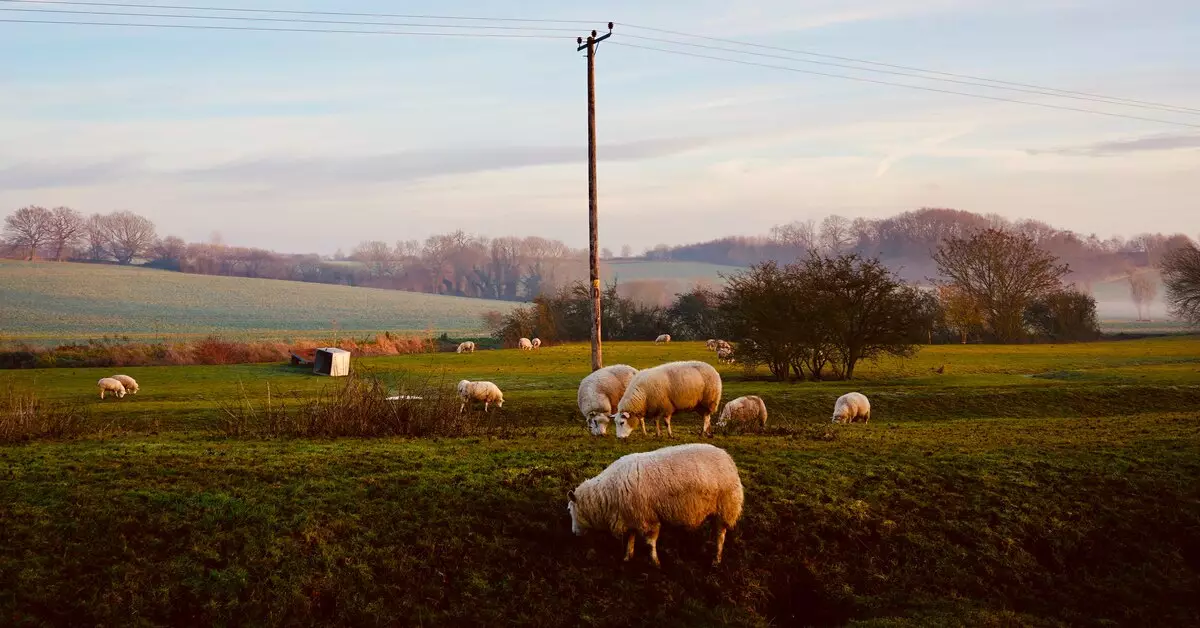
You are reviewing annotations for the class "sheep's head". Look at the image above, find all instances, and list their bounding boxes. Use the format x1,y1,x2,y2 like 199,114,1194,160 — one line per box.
612,411,637,439
586,412,610,436
831,410,846,424
567,488,587,535
495,397,504,408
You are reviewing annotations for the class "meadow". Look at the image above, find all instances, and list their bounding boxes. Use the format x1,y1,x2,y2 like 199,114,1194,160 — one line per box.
0,260,518,344
2,338,1200,626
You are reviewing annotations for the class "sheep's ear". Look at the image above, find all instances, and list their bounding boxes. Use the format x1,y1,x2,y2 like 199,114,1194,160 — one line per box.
621,412,630,419
567,489,576,502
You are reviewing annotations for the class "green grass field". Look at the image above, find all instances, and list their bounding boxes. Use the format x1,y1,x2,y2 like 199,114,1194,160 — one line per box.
0,260,519,344
2,338,1200,626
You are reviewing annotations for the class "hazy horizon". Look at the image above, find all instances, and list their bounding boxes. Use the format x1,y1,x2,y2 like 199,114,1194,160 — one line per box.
2,0,1198,255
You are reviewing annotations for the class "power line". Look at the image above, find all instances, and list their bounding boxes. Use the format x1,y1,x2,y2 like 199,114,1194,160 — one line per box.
0,18,568,38
0,6,583,31
610,42,1200,129
0,0,595,24
619,33,1200,117
617,22,1200,116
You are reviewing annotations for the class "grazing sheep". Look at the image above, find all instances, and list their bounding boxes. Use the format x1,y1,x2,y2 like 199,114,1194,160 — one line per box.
832,392,871,424
96,377,126,400
716,395,767,430
568,443,744,567
531,338,542,349
705,339,718,351
456,341,476,354
655,334,671,344
716,347,736,364
519,338,534,351
715,340,732,352
110,374,139,394
457,379,504,413
613,360,722,438
578,364,639,436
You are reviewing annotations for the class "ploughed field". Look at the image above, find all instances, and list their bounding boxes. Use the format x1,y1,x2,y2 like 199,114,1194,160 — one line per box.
3,338,1200,626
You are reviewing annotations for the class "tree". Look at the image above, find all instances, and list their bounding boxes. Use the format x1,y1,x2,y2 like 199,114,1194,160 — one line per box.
1128,272,1158,321
3,205,52,260
47,206,85,261
83,213,109,261
1161,244,1200,326
937,284,984,343
718,262,805,381
151,236,187,269
770,219,817,251
934,229,1070,343
667,286,721,341
819,215,853,254
797,254,926,379
1024,289,1101,341
601,247,613,259
100,211,157,264
353,240,399,277
620,244,633,258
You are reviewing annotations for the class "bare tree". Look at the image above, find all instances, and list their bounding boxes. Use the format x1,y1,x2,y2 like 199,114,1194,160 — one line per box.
934,229,1070,343
152,236,187,267
601,247,613,259
1161,243,1200,326
3,205,52,260
46,206,85,261
83,213,109,261
101,211,157,265
620,244,632,258
1128,272,1158,321
819,215,853,254
937,284,984,343
770,219,817,250
353,240,398,277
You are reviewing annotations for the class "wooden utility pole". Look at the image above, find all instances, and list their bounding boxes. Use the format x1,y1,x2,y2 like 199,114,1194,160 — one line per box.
577,23,612,372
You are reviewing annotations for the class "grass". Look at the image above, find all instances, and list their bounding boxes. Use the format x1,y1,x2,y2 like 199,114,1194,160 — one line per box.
2,338,1200,625
0,260,518,343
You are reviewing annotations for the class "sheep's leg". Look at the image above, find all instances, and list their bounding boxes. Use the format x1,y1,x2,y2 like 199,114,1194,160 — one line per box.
701,413,712,437
623,532,636,562
99,389,105,400
460,401,466,414
645,524,662,568
484,401,490,412
640,418,648,436
713,525,728,566
665,414,673,438
863,411,870,423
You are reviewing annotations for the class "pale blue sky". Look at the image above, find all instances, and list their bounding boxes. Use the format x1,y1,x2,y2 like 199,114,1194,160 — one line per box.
1,0,1197,253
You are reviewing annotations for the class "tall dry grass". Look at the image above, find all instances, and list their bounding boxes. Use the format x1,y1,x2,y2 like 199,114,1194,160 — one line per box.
0,380,91,442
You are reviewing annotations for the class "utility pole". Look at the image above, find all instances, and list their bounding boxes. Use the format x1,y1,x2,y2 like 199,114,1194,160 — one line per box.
577,23,612,372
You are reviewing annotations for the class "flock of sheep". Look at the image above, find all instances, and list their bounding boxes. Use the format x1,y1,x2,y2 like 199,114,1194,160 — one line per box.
454,340,873,567
95,374,139,399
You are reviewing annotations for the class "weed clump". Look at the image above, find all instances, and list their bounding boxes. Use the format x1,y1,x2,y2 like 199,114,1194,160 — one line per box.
0,380,90,442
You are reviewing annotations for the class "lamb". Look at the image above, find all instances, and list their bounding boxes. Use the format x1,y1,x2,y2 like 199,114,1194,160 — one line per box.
717,347,736,364
518,338,534,351
531,338,542,349
612,360,722,438
716,395,767,430
96,377,126,399
456,341,476,354
457,379,504,413
567,443,744,567
578,364,639,436
654,334,671,344
110,374,139,394
832,392,871,424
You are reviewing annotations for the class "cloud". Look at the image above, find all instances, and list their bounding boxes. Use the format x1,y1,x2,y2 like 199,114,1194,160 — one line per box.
0,157,145,189
1029,134,1200,157
874,129,972,178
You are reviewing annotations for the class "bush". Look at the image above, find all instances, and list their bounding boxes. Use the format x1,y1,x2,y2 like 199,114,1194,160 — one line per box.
0,380,90,442
1024,289,1102,342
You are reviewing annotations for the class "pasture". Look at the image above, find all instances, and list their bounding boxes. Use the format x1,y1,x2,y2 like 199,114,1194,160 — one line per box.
0,260,518,344
2,338,1200,626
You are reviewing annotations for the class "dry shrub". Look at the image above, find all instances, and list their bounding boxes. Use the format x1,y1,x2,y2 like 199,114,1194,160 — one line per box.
0,380,90,442
216,374,520,439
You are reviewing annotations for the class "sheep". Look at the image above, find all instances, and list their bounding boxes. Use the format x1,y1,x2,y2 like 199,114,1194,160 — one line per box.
655,334,671,344
456,341,476,354
716,347,736,364
110,374,139,394
715,340,732,352
96,377,126,400
705,339,718,351
531,338,542,349
518,337,534,351
578,364,639,436
716,395,767,430
567,443,743,567
612,360,722,438
832,392,871,424
457,379,504,413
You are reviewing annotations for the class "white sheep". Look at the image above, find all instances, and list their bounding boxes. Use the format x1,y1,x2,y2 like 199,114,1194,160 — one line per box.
531,338,542,349
110,374,139,394
568,443,743,567
705,339,718,351
96,377,126,399
518,337,534,351
716,395,767,430
457,379,504,413
832,392,871,424
578,364,639,436
715,340,732,352
717,347,736,364
654,334,671,344
456,341,476,354
613,360,722,438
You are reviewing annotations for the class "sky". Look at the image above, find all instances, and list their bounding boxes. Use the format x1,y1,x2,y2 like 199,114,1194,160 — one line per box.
0,0,1198,254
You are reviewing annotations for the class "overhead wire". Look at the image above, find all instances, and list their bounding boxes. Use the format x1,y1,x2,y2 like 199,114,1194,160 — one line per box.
609,42,1200,130
0,18,569,38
